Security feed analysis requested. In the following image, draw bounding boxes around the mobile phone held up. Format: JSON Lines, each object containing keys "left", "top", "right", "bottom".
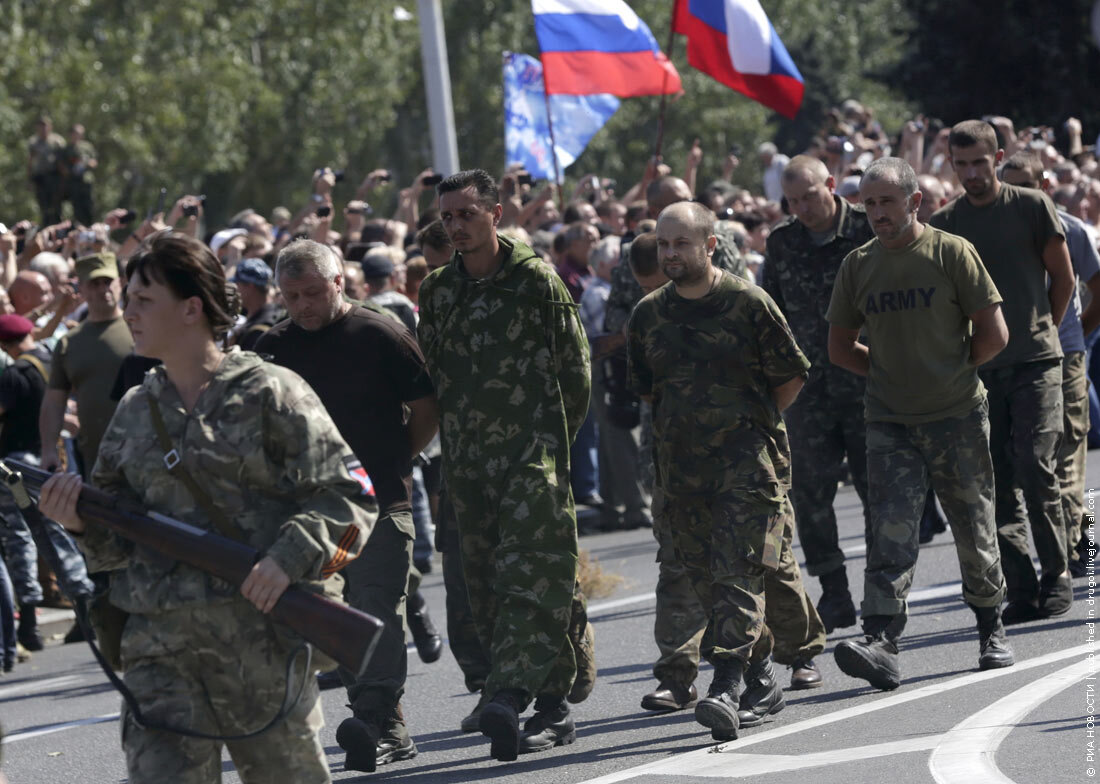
{"left": 316, "top": 205, "right": 332, "bottom": 218}
{"left": 421, "top": 174, "right": 443, "bottom": 187}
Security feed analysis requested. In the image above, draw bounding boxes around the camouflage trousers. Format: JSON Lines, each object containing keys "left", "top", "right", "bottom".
{"left": 654, "top": 488, "right": 825, "bottom": 679}
{"left": 1057, "top": 352, "right": 1090, "bottom": 559}
{"left": 863, "top": 401, "right": 1006, "bottom": 632}
{"left": 980, "top": 360, "right": 1068, "bottom": 603}
{"left": 338, "top": 511, "right": 413, "bottom": 720}
{"left": 119, "top": 601, "right": 329, "bottom": 784}
{"left": 784, "top": 394, "right": 869, "bottom": 577}
{"left": 448, "top": 448, "right": 579, "bottom": 704}
{"left": 664, "top": 486, "right": 789, "bottom": 665}
{"left": 0, "top": 453, "right": 94, "bottom": 605}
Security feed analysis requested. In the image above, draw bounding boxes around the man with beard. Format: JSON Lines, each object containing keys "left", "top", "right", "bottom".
{"left": 929, "top": 120, "right": 1075, "bottom": 623}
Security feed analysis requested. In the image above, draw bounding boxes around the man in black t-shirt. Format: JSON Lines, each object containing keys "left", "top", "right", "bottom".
{"left": 257, "top": 240, "right": 439, "bottom": 774}
{"left": 0, "top": 315, "right": 93, "bottom": 652}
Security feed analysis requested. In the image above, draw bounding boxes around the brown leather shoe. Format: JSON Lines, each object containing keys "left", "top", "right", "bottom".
{"left": 640, "top": 680, "right": 697, "bottom": 712}
{"left": 789, "top": 658, "right": 823, "bottom": 690}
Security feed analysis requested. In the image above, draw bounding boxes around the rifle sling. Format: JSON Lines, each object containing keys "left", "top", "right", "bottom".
{"left": 145, "top": 395, "right": 248, "bottom": 544}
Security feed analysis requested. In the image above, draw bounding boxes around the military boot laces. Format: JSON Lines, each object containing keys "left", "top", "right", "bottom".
{"left": 972, "top": 605, "right": 1015, "bottom": 671}
{"left": 694, "top": 659, "right": 744, "bottom": 741}
{"left": 737, "top": 658, "right": 786, "bottom": 728}
{"left": 834, "top": 630, "right": 901, "bottom": 691}
{"left": 479, "top": 689, "right": 525, "bottom": 762}
{"left": 519, "top": 696, "right": 577, "bottom": 753}
{"left": 816, "top": 568, "right": 857, "bottom": 633}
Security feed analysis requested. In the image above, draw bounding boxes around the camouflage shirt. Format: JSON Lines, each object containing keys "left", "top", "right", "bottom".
{"left": 417, "top": 234, "right": 591, "bottom": 469}
{"left": 604, "top": 221, "right": 747, "bottom": 336}
{"left": 762, "top": 197, "right": 874, "bottom": 402}
{"left": 82, "top": 349, "right": 377, "bottom": 615}
{"left": 628, "top": 271, "right": 810, "bottom": 496}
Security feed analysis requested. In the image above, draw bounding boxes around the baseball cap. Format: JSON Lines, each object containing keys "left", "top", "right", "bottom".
{"left": 231, "top": 258, "right": 273, "bottom": 287}
{"left": 209, "top": 228, "right": 248, "bottom": 253}
{"left": 74, "top": 252, "right": 119, "bottom": 283}
{"left": 361, "top": 250, "right": 395, "bottom": 279}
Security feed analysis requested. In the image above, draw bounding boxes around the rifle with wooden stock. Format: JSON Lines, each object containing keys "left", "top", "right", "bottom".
{"left": 0, "top": 458, "right": 382, "bottom": 677}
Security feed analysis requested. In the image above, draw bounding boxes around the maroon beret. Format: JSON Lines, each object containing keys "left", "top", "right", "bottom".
{"left": 0, "top": 314, "right": 35, "bottom": 343}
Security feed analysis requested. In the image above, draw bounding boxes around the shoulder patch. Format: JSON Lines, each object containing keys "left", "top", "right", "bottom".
{"left": 342, "top": 455, "right": 376, "bottom": 497}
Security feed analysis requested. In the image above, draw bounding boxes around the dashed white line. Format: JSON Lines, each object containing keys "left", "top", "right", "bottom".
{"left": 2, "top": 712, "right": 120, "bottom": 744}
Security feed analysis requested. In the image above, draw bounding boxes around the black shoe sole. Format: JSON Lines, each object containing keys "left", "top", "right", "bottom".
{"left": 835, "top": 643, "right": 901, "bottom": 691}
{"left": 788, "top": 677, "right": 824, "bottom": 691}
{"left": 336, "top": 718, "right": 377, "bottom": 773}
{"left": 479, "top": 705, "right": 520, "bottom": 762}
{"left": 694, "top": 699, "right": 739, "bottom": 741}
{"left": 978, "top": 653, "right": 1016, "bottom": 671}
{"left": 519, "top": 728, "right": 577, "bottom": 753}
{"left": 640, "top": 694, "right": 696, "bottom": 712}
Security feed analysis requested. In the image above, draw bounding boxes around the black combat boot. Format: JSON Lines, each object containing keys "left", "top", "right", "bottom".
{"left": 479, "top": 688, "right": 526, "bottom": 762}
{"left": 336, "top": 710, "right": 381, "bottom": 773}
{"left": 407, "top": 590, "right": 443, "bottom": 664}
{"left": 788, "top": 658, "right": 823, "bottom": 690}
{"left": 519, "top": 695, "right": 577, "bottom": 753}
{"left": 834, "top": 615, "right": 901, "bottom": 691}
{"left": 17, "top": 605, "right": 43, "bottom": 652}
{"left": 1038, "top": 571, "right": 1073, "bottom": 617}
{"left": 376, "top": 703, "right": 418, "bottom": 765}
{"left": 737, "top": 657, "right": 786, "bottom": 728}
{"left": 816, "top": 568, "right": 857, "bottom": 633}
{"left": 970, "top": 604, "right": 1015, "bottom": 671}
{"left": 694, "top": 658, "right": 744, "bottom": 741}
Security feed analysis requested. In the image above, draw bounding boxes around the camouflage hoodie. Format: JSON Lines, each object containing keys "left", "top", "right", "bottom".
{"left": 82, "top": 349, "right": 376, "bottom": 614}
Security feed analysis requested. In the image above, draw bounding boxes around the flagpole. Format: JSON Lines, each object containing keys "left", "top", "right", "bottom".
{"left": 543, "top": 88, "right": 565, "bottom": 209}
{"left": 654, "top": 1, "right": 679, "bottom": 160}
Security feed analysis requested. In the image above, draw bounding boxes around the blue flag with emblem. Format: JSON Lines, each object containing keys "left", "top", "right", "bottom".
{"left": 503, "top": 51, "right": 620, "bottom": 183}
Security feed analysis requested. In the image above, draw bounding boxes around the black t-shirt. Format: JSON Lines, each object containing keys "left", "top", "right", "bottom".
{"left": 256, "top": 306, "right": 434, "bottom": 513}
{"left": 0, "top": 345, "right": 52, "bottom": 456}
{"left": 237, "top": 302, "right": 286, "bottom": 352}
{"left": 110, "top": 354, "right": 162, "bottom": 401}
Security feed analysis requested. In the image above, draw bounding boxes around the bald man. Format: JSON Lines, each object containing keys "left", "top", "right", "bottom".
{"left": 628, "top": 201, "right": 810, "bottom": 741}
{"left": 916, "top": 175, "right": 948, "bottom": 223}
{"left": 762, "top": 156, "right": 875, "bottom": 634}
{"left": 8, "top": 271, "right": 52, "bottom": 318}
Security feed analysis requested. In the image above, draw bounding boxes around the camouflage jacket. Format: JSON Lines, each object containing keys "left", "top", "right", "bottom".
{"left": 762, "top": 198, "right": 874, "bottom": 403}
{"left": 604, "top": 222, "right": 747, "bottom": 336}
{"left": 628, "top": 271, "right": 810, "bottom": 496}
{"left": 418, "top": 234, "right": 591, "bottom": 470}
{"left": 82, "top": 349, "right": 377, "bottom": 615}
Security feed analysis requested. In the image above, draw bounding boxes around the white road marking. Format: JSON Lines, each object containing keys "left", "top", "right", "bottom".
{"left": 928, "top": 656, "right": 1098, "bottom": 783}
{"left": 588, "top": 592, "right": 657, "bottom": 615}
{"left": 2, "top": 712, "right": 120, "bottom": 744}
{"left": 0, "top": 674, "right": 82, "bottom": 700}
{"left": 576, "top": 643, "right": 1092, "bottom": 783}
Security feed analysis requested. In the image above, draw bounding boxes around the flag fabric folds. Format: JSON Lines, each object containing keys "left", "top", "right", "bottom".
{"left": 503, "top": 52, "right": 620, "bottom": 182}
{"left": 532, "top": 0, "right": 682, "bottom": 97}
{"left": 673, "top": 0, "right": 804, "bottom": 118}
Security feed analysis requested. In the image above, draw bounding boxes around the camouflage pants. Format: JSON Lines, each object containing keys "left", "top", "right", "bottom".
{"left": 0, "top": 453, "right": 94, "bottom": 605}
{"left": 1057, "top": 352, "right": 1090, "bottom": 558}
{"left": 664, "top": 487, "right": 786, "bottom": 665}
{"left": 448, "top": 448, "right": 579, "bottom": 704}
{"left": 863, "top": 401, "right": 1006, "bottom": 631}
{"left": 784, "top": 394, "right": 869, "bottom": 576}
{"left": 438, "top": 484, "right": 491, "bottom": 693}
{"left": 653, "top": 489, "right": 825, "bottom": 679}
{"left": 338, "top": 511, "right": 413, "bottom": 719}
{"left": 119, "top": 601, "right": 329, "bottom": 784}
{"left": 980, "top": 360, "right": 1068, "bottom": 603}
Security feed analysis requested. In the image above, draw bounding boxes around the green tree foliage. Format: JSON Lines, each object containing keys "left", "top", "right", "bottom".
{"left": 0, "top": 1, "right": 1093, "bottom": 228}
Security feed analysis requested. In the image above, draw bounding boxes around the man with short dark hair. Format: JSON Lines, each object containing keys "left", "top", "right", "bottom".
{"left": 415, "top": 220, "right": 453, "bottom": 271}
{"left": 929, "top": 120, "right": 1076, "bottom": 623}
{"left": 629, "top": 201, "right": 810, "bottom": 741}
{"left": 230, "top": 258, "right": 283, "bottom": 352}
{"left": 419, "top": 169, "right": 593, "bottom": 760}
{"left": 829, "top": 157, "right": 1013, "bottom": 689}
{"left": 256, "top": 240, "right": 439, "bottom": 773}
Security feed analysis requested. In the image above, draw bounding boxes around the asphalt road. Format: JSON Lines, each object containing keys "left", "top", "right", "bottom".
{"left": 2, "top": 467, "right": 1096, "bottom": 784}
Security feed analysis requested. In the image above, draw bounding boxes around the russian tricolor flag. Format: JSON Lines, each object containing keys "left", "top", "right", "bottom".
{"left": 533, "top": 0, "right": 682, "bottom": 97}
{"left": 673, "top": 0, "right": 804, "bottom": 118}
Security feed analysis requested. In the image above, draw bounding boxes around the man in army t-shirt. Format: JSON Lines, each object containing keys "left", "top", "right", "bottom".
{"left": 827, "top": 158, "right": 1014, "bottom": 691}
{"left": 628, "top": 201, "right": 810, "bottom": 742}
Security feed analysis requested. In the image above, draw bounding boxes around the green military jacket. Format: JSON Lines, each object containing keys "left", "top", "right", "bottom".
{"left": 417, "top": 234, "right": 591, "bottom": 470}
{"left": 83, "top": 349, "right": 376, "bottom": 614}
{"left": 762, "top": 197, "right": 874, "bottom": 402}
{"left": 628, "top": 271, "right": 810, "bottom": 497}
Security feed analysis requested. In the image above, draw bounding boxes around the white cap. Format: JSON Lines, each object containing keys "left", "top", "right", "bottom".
{"left": 209, "top": 228, "right": 248, "bottom": 253}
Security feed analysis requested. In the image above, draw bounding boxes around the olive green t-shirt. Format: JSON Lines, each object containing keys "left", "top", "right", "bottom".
{"left": 928, "top": 183, "right": 1064, "bottom": 369}
{"left": 827, "top": 226, "right": 1001, "bottom": 424}
{"left": 49, "top": 316, "right": 134, "bottom": 471}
